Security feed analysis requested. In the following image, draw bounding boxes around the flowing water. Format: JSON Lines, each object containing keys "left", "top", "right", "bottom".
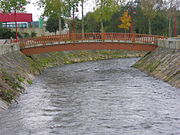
{"left": 0, "top": 58, "right": 180, "bottom": 135}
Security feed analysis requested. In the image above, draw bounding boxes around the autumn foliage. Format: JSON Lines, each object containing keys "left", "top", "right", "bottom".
{"left": 118, "top": 11, "right": 132, "bottom": 30}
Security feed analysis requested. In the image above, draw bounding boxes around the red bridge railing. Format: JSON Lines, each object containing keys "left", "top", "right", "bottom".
{"left": 19, "top": 33, "right": 166, "bottom": 49}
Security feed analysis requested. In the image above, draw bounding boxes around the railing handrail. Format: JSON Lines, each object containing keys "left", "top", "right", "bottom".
{"left": 19, "top": 33, "right": 167, "bottom": 49}
{"left": 19, "top": 33, "right": 166, "bottom": 40}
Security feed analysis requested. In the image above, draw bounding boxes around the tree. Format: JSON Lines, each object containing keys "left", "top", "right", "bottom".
{"left": 141, "top": 0, "right": 157, "bottom": 34}
{"left": 64, "top": 0, "right": 81, "bottom": 33}
{"left": 118, "top": 11, "right": 132, "bottom": 31}
{"left": 0, "top": 0, "right": 29, "bottom": 12}
{"left": 84, "top": 12, "right": 101, "bottom": 32}
{"left": 94, "top": 0, "right": 118, "bottom": 33}
{"left": 37, "top": 0, "right": 64, "bottom": 34}
{"left": 151, "top": 12, "right": 168, "bottom": 35}
{"left": 0, "top": 27, "right": 22, "bottom": 39}
{"left": 0, "top": 0, "right": 29, "bottom": 40}
{"left": 46, "top": 16, "right": 59, "bottom": 34}
{"left": 46, "top": 16, "right": 65, "bottom": 34}
{"left": 80, "top": 0, "right": 87, "bottom": 35}
{"left": 73, "top": 11, "right": 101, "bottom": 33}
{"left": 177, "top": 10, "right": 180, "bottom": 35}
{"left": 64, "top": 0, "right": 177, "bottom": 36}
{"left": 165, "top": 0, "right": 180, "bottom": 36}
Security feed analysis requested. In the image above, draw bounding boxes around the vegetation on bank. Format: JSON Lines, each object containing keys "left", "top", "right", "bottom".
{"left": 0, "top": 27, "right": 38, "bottom": 39}
{"left": 30, "top": 50, "right": 145, "bottom": 67}
{"left": 0, "top": 28, "right": 22, "bottom": 39}
{"left": 133, "top": 48, "right": 180, "bottom": 88}
{"left": 0, "top": 50, "right": 145, "bottom": 105}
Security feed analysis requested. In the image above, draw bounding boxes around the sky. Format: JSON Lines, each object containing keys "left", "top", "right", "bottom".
{"left": 25, "top": 0, "right": 44, "bottom": 21}
{"left": 25, "top": 0, "right": 95, "bottom": 21}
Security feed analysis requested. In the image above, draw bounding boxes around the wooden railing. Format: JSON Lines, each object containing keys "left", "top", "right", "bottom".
{"left": 19, "top": 33, "right": 166, "bottom": 49}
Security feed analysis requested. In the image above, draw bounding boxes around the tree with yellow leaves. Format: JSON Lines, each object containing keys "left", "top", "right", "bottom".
{"left": 118, "top": 11, "right": 132, "bottom": 31}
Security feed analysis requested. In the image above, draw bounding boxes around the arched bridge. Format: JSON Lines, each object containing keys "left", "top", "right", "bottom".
{"left": 19, "top": 33, "right": 166, "bottom": 55}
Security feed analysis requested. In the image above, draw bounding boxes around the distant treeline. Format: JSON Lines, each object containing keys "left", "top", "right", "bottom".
{"left": 74, "top": 0, "right": 180, "bottom": 36}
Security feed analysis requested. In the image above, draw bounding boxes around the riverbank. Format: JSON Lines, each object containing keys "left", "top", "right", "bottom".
{"left": 0, "top": 50, "right": 145, "bottom": 111}
{"left": 133, "top": 48, "right": 180, "bottom": 88}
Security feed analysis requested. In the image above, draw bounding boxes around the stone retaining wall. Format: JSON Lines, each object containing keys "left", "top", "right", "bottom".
{"left": 158, "top": 38, "right": 180, "bottom": 49}
{"left": 0, "top": 43, "right": 20, "bottom": 55}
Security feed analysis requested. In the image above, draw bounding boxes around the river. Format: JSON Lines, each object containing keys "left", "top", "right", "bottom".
{"left": 0, "top": 58, "right": 180, "bottom": 135}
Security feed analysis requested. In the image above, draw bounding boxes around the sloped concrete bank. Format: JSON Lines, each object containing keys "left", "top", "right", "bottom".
{"left": 133, "top": 47, "right": 180, "bottom": 88}
{"left": 0, "top": 50, "right": 145, "bottom": 111}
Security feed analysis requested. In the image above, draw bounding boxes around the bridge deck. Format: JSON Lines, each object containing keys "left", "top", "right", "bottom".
{"left": 19, "top": 33, "right": 166, "bottom": 55}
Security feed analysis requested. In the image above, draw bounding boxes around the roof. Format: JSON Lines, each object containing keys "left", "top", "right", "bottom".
{"left": 0, "top": 12, "right": 32, "bottom": 22}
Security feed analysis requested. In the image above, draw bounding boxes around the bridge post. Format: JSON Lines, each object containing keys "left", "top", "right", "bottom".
{"left": 153, "top": 36, "right": 157, "bottom": 44}
{"left": 102, "top": 33, "right": 105, "bottom": 42}
{"left": 132, "top": 33, "right": 135, "bottom": 43}
{"left": 42, "top": 40, "right": 46, "bottom": 48}
{"left": 71, "top": 33, "right": 75, "bottom": 43}
{"left": 82, "top": 33, "right": 84, "bottom": 40}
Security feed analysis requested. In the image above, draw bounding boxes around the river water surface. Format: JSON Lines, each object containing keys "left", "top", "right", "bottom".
{"left": 0, "top": 58, "right": 180, "bottom": 135}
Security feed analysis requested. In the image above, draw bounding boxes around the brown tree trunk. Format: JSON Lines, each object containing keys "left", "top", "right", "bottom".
{"left": 81, "top": 0, "right": 84, "bottom": 38}
{"left": 148, "top": 18, "right": 152, "bottom": 35}
{"left": 168, "top": 18, "right": 172, "bottom": 37}
{"left": 59, "top": 16, "right": 62, "bottom": 34}
{"left": 100, "top": 0, "right": 104, "bottom": 33}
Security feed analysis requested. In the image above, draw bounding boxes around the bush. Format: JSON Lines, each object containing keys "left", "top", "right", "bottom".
{"left": 0, "top": 27, "right": 22, "bottom": 39}
{"left": 22, "top": 32, "right": 30, "bottom": 38}
{"left": 31, "top": 32, "right": 37, "bottom": 37}
{"left": 22, "top": 32, "right": 37, "bottom": 38}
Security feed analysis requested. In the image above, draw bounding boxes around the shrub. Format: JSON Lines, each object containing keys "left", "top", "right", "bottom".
{"left": 0, "top": 27, "right": 22, "bottom": 39}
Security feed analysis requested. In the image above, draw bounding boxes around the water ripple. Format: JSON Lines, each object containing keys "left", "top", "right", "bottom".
{"left": 0, "top": 58, "right": 180, "bottom": 135}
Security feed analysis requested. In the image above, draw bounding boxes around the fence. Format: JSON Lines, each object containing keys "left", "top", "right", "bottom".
{"left": 19, "top": 33, "right": 166, "bottom": 49}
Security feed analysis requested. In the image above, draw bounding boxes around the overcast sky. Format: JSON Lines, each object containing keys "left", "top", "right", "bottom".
{"left": 25, "top": 0, "right": 95, "bottom": 21}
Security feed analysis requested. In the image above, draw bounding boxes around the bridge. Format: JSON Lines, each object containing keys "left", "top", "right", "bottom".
{"left": 19, "top": 33, "right": 166, "bottom": 55}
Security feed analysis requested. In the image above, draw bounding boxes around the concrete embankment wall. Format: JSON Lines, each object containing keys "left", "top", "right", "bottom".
{"left": 133, "top": 39, "right": 180, "bottom": 88}
{"left": 0, "top": 43, "right": 19, "bottom": 55}
{"left": 0, "top": 52, "right": 39, "bottom": 111}
{"left": 0, "top": 49, "right": 145, "bottom": 111}
{"left": 158, "top": 38, "right": 180, "bottom": 49}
